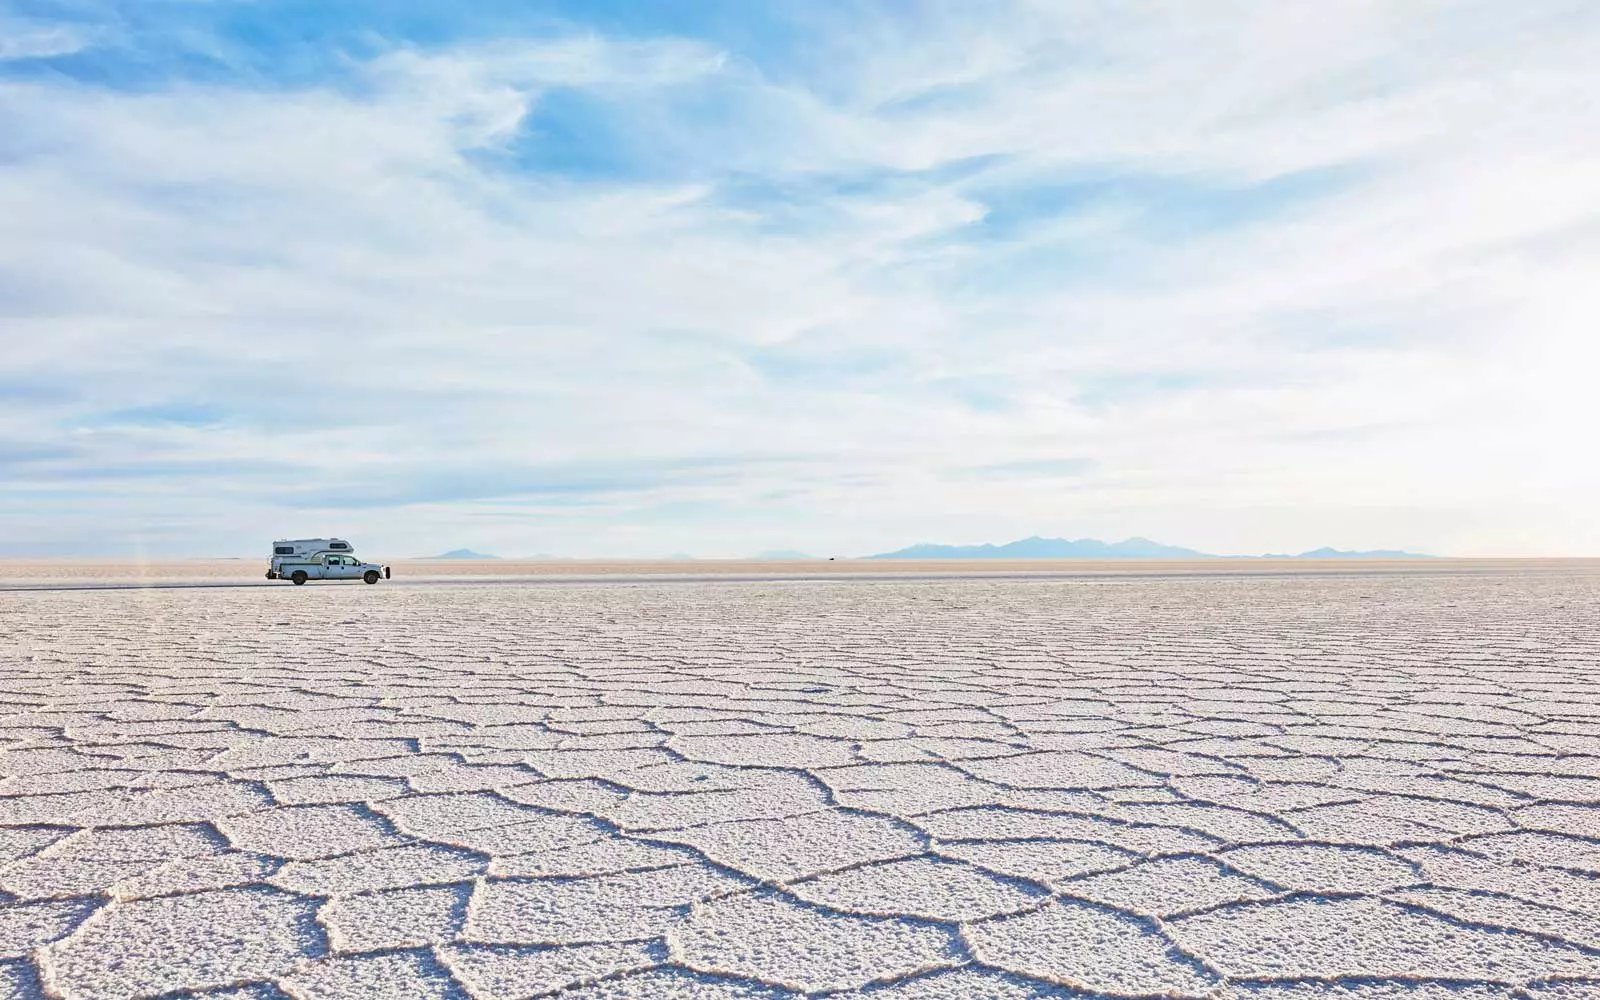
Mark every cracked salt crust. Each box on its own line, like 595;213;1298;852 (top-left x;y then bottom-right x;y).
647;809;925;882
603;777;829;830
280;949;462;999
267;774;410;804
1400;844;1600;915
1058;856;1280;915
109;850;278;900
2;570;1599;997
489;834;702;877
40;887;320;999
319;884;466;952
222;803;408;859
468;865;751;946
0;899;96;959
1388;886;1600;949
824;966;1061;998
1218;843;1420;894
964;898;1221;996
915;805;1221;854
1169;896;1600;981
673;889;959;992
441;941;662;999
937;837;1135;884
427;813;609;856
788;856;1046;920
1466;830;1600;872
531;967;789;997
271;842;485;895
1217;982;1518;1000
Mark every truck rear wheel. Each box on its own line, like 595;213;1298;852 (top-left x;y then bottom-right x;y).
363;570;380;585
291;571;308;586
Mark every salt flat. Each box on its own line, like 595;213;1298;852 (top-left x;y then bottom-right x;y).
1;567;1599;999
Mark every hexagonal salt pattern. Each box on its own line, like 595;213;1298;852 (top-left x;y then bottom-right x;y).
2;569;1599;998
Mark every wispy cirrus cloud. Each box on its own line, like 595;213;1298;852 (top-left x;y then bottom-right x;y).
2;1;1598;557
0;14;103;61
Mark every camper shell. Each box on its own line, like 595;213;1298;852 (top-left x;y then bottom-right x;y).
267;538;391;585
272;537;353;559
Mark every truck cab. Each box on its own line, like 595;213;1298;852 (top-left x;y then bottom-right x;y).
266;538;391;585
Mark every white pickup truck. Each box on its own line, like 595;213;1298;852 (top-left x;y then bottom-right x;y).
266;538;391;585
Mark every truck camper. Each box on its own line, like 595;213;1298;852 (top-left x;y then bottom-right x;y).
266;538;390;585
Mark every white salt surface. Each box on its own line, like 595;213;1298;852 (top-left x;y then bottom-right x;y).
1;569;1599;998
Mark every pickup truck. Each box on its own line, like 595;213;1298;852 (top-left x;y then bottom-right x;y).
268;553;392;585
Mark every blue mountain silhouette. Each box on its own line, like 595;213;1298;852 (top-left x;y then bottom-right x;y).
867;536;1430;559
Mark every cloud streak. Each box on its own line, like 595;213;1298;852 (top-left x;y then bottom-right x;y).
2;1;1598;557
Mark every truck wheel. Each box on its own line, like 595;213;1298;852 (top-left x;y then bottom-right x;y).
291;571;308;586
363;570;380;585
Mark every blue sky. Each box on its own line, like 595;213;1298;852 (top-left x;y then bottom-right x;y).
3;1;1599;557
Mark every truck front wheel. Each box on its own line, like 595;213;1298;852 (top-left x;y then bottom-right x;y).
291;571;308;586
363;570;380;585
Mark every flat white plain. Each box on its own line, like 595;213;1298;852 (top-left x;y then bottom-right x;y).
1;567;1598;998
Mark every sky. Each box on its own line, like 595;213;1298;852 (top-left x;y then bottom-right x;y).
3;1;1599;559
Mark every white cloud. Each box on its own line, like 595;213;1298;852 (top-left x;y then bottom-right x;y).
0;17;101;61
2;2;1599;557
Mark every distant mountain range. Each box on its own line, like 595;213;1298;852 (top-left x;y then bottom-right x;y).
414;539;1431;561
867;536;1432;560
1262;546;1430;560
